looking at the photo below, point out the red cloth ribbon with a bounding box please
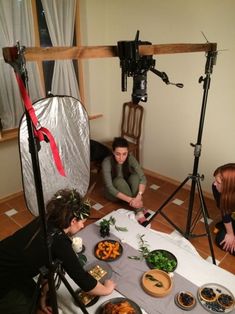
[15,73,66,177]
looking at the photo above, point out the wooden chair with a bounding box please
[104,101,144,162]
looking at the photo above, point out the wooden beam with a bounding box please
[24,42,217,61]
[24,45,117,61]
[139,42,217,55]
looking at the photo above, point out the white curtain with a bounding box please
[0,0,44,129]
[41,0,80,99]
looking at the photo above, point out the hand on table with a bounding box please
[103,279,116,294]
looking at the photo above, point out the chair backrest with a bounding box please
[121,101,144,143]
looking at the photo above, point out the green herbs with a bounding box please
[128,234,150,260]
[99,216,128,237]
[146,251,177,272]
[138,234,151,258]
[101,216,128,231]
[128,235,177,273]
[78,199,91,220]
[99,218,111,237]
[145,274,163,287]
[55,189,91,220]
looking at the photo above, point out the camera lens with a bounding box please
[132,73,147,104]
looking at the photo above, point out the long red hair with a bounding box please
[214,163,235,215]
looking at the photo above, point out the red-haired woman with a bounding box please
[213,163,235,255]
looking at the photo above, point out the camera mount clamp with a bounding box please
[117,30,183,104]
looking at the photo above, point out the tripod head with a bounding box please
[3,42,28,83]
[199,50,218,89]
[205,50,217,74]
[117,30,183,104]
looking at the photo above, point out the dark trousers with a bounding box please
[0,279,37,314]
[104,174,140,201]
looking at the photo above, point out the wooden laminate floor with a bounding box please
[0,173,234,276]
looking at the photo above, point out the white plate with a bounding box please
[198,283,235,313]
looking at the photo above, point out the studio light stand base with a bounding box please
[30,261,89,314]
[153,173,216,265]
[146,50,218,265]
[3,42,89,314]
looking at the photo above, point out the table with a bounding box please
[57,209,235,314]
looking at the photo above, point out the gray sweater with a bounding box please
[102,154,147,198]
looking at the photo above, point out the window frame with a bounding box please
[0,0,86,142]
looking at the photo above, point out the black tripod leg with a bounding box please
[30,273,44,314]
[185,175,197,238]
[146,176,190,227]
[196,179,216,265]
[30,268,60,314]
[199,187,210,219]
[48,268,59,314]
[57,269,89,314]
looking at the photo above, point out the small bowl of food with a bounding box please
[142,269,173,297]
[175,291,196,310]
[198,283,235,313]
[199,286,217,303]
[217,293,234,310]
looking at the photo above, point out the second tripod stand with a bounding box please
[145,50,218,265]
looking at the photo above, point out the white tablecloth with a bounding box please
[56,209,235,314]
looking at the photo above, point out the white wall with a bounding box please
[80,0,235,193]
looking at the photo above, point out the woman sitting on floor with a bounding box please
[101,137,149,226]
[213,163,235,255]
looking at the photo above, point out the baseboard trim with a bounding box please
[0,170,214,203]
[0,191,23,204]
[143,168,214,200]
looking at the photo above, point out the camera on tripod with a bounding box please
[117,30,155,104]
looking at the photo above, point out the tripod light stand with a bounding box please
[3,43,89,314]
[145,50,218,265]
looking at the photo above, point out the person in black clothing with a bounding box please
[212,163,235,255]
[0,189,116,314]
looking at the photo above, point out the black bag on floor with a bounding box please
[90,140,111,163]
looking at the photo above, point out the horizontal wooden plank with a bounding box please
[139,43,217,55]
[24,46,117,61]
[23,43,217,61]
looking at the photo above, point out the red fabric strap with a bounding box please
[15,73,66,177]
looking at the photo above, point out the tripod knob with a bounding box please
[199,76,204,83]
[200,174,205,181]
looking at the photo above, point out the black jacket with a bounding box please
[0,217,96,297]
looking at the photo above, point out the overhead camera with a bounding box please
[117,31,154,104]
[117,31,183,104]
